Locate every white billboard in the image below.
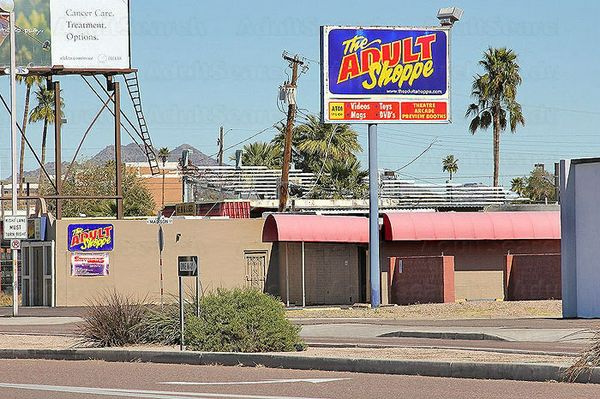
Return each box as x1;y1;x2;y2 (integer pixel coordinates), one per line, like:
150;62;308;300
0;0;130;70
50;0;130;69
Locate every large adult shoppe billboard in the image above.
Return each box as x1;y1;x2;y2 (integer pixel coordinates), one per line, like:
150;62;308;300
321;26;450;124
0;0;130;70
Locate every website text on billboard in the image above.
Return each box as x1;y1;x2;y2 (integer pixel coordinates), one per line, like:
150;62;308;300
321;26;450;124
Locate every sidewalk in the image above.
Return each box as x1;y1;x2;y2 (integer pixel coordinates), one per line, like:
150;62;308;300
299;322;595;343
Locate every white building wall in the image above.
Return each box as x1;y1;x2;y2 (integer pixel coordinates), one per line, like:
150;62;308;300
561;158;600;318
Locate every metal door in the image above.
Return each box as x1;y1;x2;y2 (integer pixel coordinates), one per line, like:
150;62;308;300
245;251;267;291
21;241;55;307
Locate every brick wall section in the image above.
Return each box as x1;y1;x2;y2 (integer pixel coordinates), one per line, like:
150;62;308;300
505;254;561;301
389;256;455;305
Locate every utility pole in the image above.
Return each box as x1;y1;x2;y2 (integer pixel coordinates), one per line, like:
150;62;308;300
278;53;305;212
217;126;224;166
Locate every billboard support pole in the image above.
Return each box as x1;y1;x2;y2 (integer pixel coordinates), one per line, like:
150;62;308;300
54;80;62;220
110;79;124;220
368;123;381;308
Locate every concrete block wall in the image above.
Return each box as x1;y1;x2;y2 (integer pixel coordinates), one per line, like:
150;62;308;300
388;256;455;305
505;254;561;301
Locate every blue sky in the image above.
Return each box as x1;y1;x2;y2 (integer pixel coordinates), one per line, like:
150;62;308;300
0;0;598;186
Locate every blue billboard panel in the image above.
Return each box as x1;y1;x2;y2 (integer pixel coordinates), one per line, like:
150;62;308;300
68;224;114;252
321;26;450;124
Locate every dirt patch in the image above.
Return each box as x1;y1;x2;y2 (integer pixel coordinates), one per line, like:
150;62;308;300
287;300;562;320
0;334;79;350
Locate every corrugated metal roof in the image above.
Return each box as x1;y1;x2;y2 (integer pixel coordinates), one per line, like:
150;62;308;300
383;211;560;241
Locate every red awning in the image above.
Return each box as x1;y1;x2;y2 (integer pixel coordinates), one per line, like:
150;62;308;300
383;211;560;241
262;214;369;243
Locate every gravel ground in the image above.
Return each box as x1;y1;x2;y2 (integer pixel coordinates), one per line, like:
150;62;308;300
0;334;79;349
287;300;563;320
286;347;576;366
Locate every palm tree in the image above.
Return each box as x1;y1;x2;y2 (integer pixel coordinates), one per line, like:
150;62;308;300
157;147;170;208
16;75;41;196
442;155;459;181
272;115;362;173
29;85;64;184
313;158;368;199
466;47;525;187
296;115;362;172
234;142;282;168
511;177;527;196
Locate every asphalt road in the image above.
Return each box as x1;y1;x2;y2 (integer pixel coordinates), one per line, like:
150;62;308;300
0;359;598;399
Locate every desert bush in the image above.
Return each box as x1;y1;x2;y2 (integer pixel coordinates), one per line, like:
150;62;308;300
140;300;198;345
185;288;305;353
77;290;148;347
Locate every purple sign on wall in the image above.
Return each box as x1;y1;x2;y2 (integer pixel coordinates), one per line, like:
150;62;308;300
71;252;109;277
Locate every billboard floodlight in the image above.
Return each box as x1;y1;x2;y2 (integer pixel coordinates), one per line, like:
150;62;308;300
437;7;463;27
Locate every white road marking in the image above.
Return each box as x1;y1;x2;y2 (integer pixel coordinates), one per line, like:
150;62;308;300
161;378;350;386
0;382;330;399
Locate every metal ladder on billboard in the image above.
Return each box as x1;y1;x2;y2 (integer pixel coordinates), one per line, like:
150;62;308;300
124;72;161;176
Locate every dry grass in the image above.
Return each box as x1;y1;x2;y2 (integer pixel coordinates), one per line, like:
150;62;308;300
565;331;600;383
0;292;11;307
287;300;562;320
0;292;21;307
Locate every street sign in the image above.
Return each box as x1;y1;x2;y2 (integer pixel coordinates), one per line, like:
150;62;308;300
178;256;198;277
147;217;173;225
10;240;20;250
158;226;164;252
3;216;28;240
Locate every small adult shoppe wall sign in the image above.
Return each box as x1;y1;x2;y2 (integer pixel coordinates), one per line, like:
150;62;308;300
68;224;114;277
321;26;450;124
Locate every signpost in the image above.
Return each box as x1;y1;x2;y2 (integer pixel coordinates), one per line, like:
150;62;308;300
4;216;26;316
177;255;199;351
321;20;457;308
149;214;172;307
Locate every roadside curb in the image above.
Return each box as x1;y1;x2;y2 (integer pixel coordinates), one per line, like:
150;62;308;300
378;330;507;341
0;348;598;384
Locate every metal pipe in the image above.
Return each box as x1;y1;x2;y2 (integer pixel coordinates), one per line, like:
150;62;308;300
301;241;306;308
179;276;184;351
285;242;289;307
54;80;62;219
368;124;381;308
0;195;124;200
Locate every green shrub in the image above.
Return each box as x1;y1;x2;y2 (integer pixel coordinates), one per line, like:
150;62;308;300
185;288;305;353
77;290;147;347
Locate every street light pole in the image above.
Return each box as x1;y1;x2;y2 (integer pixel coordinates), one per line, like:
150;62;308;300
1;0;18;316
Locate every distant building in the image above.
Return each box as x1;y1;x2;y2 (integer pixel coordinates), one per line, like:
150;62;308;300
129;162;523;214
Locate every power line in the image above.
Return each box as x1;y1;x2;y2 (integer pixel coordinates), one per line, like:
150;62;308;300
208;119;285;158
